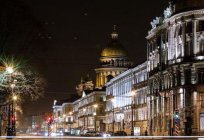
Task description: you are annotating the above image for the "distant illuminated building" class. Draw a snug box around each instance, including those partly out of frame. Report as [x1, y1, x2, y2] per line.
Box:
[105, 62, 147, 135]
[95, 26, 133, 89]
[76, 74, 94, 96]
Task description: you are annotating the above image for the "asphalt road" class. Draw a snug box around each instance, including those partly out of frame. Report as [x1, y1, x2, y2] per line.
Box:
[0, 136, 201, 140]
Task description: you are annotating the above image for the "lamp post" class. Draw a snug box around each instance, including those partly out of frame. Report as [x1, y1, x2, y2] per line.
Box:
[12, 94, 17, 136]
[6, 66, 16, 136]
[130, 91, 135, 136]
[63, 114, 66, 133]
[69, 111, 73, 135]
[83, 108, 86, 130]
[93, 104, 98, 132]
[111, 98, 115, 133]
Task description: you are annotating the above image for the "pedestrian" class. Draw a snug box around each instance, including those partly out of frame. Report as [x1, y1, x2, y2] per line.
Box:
[145, 130, 148, 136]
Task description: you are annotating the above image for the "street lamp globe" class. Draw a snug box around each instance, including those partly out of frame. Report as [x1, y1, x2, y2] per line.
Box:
[131, 90, 135, 96]
[13, 95, 17, 101]
[111, 98, 115, 103]
[94, 104, 98, 108]
[6, 67, 14, 74]
[10, 83, 15, 89]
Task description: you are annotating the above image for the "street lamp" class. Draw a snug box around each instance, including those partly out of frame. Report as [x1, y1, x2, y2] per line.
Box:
[6, 67, 14, 74]
[13, 95, 17, 101]
[69, 111, 73, 135]
[6, 66, 16, 136]
[111, 98, 115, 133]
[93, 104, 98, 131]
[83, 108, 86, 129]
[93, 112, 96, 132]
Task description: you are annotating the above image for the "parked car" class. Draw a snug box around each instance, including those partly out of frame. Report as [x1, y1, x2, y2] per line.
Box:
[102, 131, 113, 137]
[84, 131, 98, 137]
[114, 131, 127, 136]
[80, 130, 88, 136]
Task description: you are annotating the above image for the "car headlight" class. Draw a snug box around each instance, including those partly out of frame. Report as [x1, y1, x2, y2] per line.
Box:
[103, 134, 107, 137]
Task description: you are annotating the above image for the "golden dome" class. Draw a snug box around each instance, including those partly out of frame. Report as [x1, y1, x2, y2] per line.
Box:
[101, 40, 127, 57]
[101, 27, 127, 57]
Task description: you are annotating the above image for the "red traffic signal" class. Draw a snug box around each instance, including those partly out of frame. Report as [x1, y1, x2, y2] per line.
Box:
[47, 116, 53, 124]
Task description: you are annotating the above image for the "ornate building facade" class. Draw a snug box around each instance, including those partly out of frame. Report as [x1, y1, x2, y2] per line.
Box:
[147, 0, 204, 136]
[105, 62, 147, 135]
[72, 90, 106, 134]
[95, 26, 133, 89]
[53, 83, 106, 135]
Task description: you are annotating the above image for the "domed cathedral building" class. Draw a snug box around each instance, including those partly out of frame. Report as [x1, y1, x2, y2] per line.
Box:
[147, 0, 204, 136]
[95, 26, 133, 89]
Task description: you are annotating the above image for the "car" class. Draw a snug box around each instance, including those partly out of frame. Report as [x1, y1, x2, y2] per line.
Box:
[84, 131, 98, 137]
[114, 131, 127, 136]
[102, 131, 113, 137]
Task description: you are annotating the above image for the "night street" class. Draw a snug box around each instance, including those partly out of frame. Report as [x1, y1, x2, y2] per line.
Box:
[1, 0, 204, 138]
[0, 136, 201, 140]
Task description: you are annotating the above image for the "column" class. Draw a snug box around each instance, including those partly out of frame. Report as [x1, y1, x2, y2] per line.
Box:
[100, 73, 102, 87]
[96, 73, 99, 87]
[168, 27, 172, 60]
[104, 72, 107, 84]
[182, 21, 186, 57]
[193, 20, 197, 55]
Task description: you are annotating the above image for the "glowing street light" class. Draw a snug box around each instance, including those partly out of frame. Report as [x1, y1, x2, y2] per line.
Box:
[69, 112, 73, 115]
[10, 84, 15, 89]
[6, 67, 14, 74]
[13, 95, 17, 101]
[93, 104, 98, 108]
[131, 90, 136, 96]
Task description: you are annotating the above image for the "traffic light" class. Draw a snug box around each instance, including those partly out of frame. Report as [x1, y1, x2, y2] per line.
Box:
[174, 111, 179, 119]
[174, 110, 180, 135]
[47, 116, 53, 124]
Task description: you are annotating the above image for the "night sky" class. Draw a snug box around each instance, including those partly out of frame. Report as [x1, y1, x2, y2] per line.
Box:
[21, 0, 168, 114]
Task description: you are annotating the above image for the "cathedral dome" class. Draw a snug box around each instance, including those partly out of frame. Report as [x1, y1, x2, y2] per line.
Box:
[101, 27, 127, 57]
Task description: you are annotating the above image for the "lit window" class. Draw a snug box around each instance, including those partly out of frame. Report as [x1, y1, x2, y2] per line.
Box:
[200, 113, 204, 131]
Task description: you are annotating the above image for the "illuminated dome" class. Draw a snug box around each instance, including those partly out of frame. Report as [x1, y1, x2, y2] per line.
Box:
[101, 28, 127, 57]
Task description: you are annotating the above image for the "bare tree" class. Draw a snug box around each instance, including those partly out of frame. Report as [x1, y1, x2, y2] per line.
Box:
[0, 56, 46, 101]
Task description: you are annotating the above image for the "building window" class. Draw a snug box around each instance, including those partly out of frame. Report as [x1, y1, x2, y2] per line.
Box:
[200, 113, 204, 131]
[200, 94, 204, 108]
[198, 20, 204, 32]
[184, 69, 191, 85]
[198, 68, 204, 84]
[199, 39, 204, 55]
[186, 22, 192, 33]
